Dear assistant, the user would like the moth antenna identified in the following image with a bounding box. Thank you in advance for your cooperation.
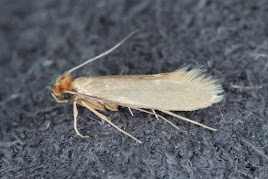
[68,25,146,73]
[159,110,217,131]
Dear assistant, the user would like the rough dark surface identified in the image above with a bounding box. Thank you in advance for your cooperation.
[0,0,267,178]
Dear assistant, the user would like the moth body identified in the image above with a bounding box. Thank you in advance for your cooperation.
[52,69,223,143]
[51,27,224,143]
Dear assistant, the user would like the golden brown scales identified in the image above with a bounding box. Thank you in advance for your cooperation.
[52,72,74,99]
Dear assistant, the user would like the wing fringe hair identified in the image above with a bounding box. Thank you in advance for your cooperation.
[170,67,224,104]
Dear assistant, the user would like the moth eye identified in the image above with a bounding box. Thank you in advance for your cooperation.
[62,93,71,100]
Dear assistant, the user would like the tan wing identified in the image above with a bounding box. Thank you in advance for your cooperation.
[72,68,224,111]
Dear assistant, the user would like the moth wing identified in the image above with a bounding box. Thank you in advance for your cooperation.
[72,68,223,111]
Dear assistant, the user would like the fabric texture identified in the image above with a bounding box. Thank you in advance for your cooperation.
[0,0,267,178]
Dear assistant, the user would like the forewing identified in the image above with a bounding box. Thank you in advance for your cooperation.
[72,68,223,111]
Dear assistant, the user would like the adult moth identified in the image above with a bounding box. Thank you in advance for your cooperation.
[51,27,223,143]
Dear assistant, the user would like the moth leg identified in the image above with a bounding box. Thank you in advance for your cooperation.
[128,107,134,116]
[105,103,119,111]
[119,64,125,75]
[77,99,105,124]
[119,65,135,116]
[159,110,217,131]
[152,109,159,120]
[81,101,142,143]
[73,101,89,138]
[77,99,105,111]
[51,93,68,103]
[131,108,180,130]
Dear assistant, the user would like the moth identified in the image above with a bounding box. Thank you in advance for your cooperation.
[51,27,224,143]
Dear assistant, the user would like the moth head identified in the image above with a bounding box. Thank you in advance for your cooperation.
[51,72,74,103]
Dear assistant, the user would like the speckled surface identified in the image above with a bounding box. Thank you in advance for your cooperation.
[0,0,267,178]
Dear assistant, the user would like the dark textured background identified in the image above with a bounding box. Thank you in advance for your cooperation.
[0,0,267,178]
